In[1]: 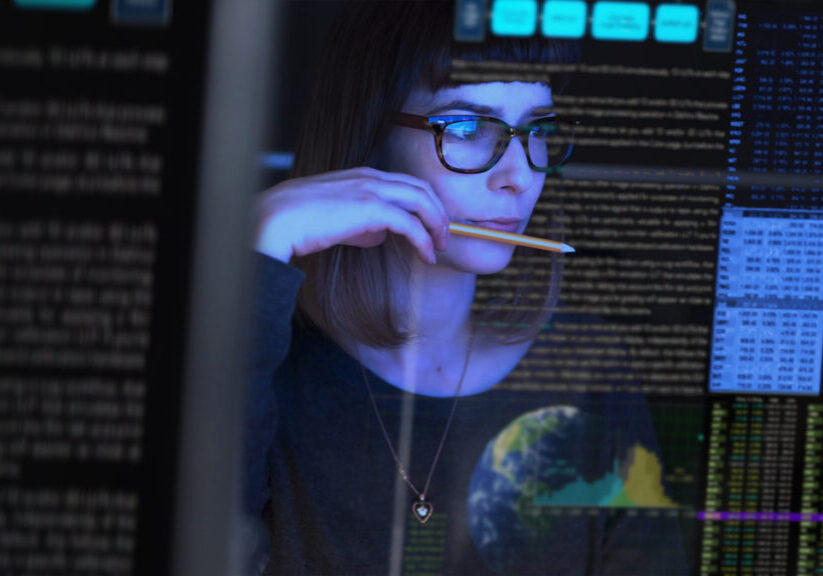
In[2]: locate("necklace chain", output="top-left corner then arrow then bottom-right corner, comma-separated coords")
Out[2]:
359,327 -> 475,519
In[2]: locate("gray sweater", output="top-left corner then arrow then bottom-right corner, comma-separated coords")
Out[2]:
244,254 -> 688,575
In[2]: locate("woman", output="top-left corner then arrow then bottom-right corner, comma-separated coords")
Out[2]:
246,2 -> 685,574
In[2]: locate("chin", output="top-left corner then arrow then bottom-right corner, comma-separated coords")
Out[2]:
438,238 -> 517,275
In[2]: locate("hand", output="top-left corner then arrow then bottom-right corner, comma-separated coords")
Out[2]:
253,167 -> 450,264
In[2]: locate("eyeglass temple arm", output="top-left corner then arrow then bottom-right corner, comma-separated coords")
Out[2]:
392,112 -> 432,130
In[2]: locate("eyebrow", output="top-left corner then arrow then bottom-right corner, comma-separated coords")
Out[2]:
425,99 -> 498,116
425,99 -> 556,121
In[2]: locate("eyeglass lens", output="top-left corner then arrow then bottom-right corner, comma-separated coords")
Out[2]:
440,119 -> 572,172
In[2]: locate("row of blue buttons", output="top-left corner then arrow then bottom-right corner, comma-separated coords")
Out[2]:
492,1 -> 698,41
456,0 -> 735,50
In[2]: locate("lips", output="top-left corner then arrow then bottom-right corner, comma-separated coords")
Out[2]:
466,218 -> 523,233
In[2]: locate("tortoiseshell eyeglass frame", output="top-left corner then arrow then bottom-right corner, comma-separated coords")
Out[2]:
392,112 -> 577,174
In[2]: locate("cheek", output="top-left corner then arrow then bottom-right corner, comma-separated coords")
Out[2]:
524,177 -> 547,211
384,132 -> 472,213
432,177 -> 483,219
382,130 -> 437,175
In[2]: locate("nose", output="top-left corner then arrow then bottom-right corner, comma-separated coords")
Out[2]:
486,135 -> 535,193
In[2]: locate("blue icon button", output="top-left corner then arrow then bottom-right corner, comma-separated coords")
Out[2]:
542,0 -> 587,38
654,4 -> 699,43
703,0 -> 736,52
455,0 -> 488,42
14,0 -> 95,9
113,0 -> 170,25
592,1 -> 651,41
491,0 -> 538,37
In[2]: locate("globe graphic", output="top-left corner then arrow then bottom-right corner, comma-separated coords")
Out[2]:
467,405 -> 674,574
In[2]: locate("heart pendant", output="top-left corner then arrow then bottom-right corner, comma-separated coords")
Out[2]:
412,500 -> 433,524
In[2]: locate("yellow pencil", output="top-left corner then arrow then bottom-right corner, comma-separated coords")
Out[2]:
449,223 -> 574,254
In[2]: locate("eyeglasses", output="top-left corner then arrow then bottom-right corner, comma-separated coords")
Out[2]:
393,112 -> 577,174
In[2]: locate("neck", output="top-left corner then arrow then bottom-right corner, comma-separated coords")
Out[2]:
401,258 -> 476,343
354,253 -> 478,397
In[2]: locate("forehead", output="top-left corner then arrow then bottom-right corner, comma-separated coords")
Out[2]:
403,81 -> 554,121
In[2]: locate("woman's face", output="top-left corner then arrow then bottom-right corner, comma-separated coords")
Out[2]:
381,81 -> 554,275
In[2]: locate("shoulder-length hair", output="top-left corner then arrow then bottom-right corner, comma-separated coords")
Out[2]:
291,0 -> 577,348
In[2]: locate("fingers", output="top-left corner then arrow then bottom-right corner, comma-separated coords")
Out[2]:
350,180 -> 448,252
259,167 -> 451,262
310,167 -> 449,233
344,168 -> 450,250
361,168 -> 448,219
374,170 -> 451,248
365,202 -> 438,264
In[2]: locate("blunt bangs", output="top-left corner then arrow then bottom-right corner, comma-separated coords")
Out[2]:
379,2 -> 580,97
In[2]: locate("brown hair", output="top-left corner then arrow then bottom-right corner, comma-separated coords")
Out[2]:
291,0 -> 576,347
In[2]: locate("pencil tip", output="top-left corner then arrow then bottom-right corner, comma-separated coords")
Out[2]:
562,244 -> 575,254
